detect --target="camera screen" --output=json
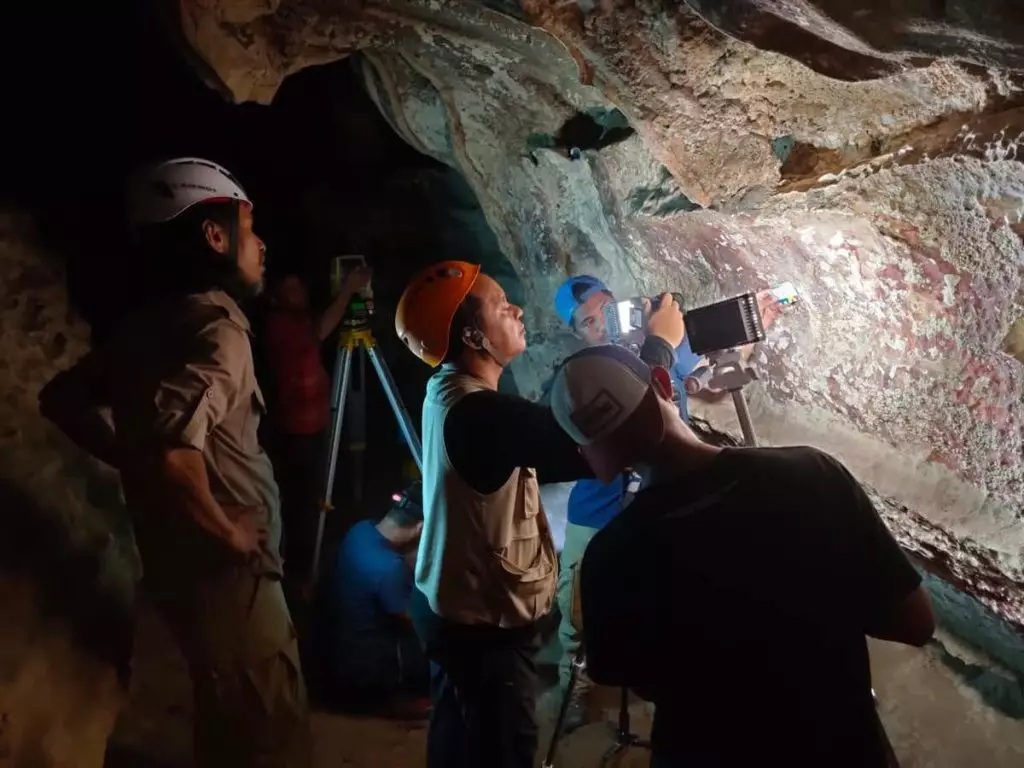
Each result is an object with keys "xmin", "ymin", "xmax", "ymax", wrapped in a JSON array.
[{"xmin": 615, "ymin": 300, "xmax": 634, "ymax": 333}]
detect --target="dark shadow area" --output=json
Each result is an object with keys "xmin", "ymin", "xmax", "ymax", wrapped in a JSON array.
[
  {"xmin": 0, "ymin": 4, "xmax": 438, "ymax": 342},
  {"xmin": 527, "ymin": 107, "xmax": 635, "ymax": 160},
  {"xmin": 0, "ymin": 479, "xmax": 134, "ymax": 685},
  {"xmin": 1, "ymin": 2, "xmax": 520, "ymax": 424},
  {"xmin": 683, "ymin": 1, "xmax": 916, "ymax": 80},
  {"xmin": 557, "ymin": 109, "xmax": 635, "ymax": 152},
  {"xmin": 103, "ymin": 743, "xmax": 177, "ymax": 768}
]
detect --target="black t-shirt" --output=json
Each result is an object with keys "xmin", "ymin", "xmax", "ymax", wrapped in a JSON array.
[{"xmin": 580, "ymin": 446, "xmax": 921, "ymax": 768}]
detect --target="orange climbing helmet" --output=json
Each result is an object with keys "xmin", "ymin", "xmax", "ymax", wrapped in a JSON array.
[{"xmin": 395, "ymin": 261, "xmax": 482, "ymax": 367}]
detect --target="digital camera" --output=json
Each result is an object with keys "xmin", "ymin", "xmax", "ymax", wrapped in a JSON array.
[{"xmin": 603, "ymin": 290, "xmax": 767, "ymax": 356}]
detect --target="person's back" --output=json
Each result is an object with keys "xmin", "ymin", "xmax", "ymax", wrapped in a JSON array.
[
  {"xmin": 548, "ymin": 275, "xmax": 744, "ymax": 729},
  {"xmin": 311, "ymin": 489, "xmax": 429, "ymax": 717},
  {"xmin": 582, "ymin": 445, "xmax": 920, "ymax": 767}
]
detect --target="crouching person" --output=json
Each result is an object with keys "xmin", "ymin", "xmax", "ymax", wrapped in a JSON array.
[
  {"xmin": 393, "ymin": 261, "xmax": 685, "ymax": 768},
  {"xmin": 310, "ymin": 481, "xmax": 430, "ymax": 718},
  {"xmin": 550, "ymin": 345, "xmax": 935, "ymax": 768}
]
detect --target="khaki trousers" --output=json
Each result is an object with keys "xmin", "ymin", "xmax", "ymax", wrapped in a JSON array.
[
  {"xmin": 555, "ymin": 521, "xmax": 599, "ymax": 691},
  {"xmin": 145, "ymin": 563, "xmax": 312, "ymax": 768}
]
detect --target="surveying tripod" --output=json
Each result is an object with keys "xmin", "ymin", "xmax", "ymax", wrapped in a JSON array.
[
  {"xmin": 543, "ymin": 643, "xmax": 650, "ymax": 768},
  {"xmin": 308, "ymin": 323, "xmax": 423, "ymax": 587}
]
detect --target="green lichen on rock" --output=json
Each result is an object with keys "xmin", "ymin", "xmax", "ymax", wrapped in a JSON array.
[
  {"xmin": 772, "ymin": 135, "xmax": 796, "ymax": 164},
  {"xmin": 921, "ymin": 570, "xmax": 1024, "ymax": 717},
  {"xmin": 626, "ymin": 167, "xmax": 702, "ymax": 217}
]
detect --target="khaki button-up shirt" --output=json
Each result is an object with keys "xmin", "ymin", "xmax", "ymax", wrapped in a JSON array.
[{"xmin": 53, "ymin": 290, "xmax": 283, "ymax": 578}]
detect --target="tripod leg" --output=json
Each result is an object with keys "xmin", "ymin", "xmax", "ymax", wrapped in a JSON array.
[
  {"xmin": 600, "ymin": 687, "xmax": 651, "ymax": 766},
  {"xmin": 543, "ymin": 646, "xmax": 587, "ymax": 768},
  {"xmin": 309, "ymin": 346, "xmax": 354, "ymax": 588},
  {"xmin": 344, "ymin": 349, "xmax": 367, "ymax": 505},
  {"xmin": 366, "ymin": 345, "xmax": 423, "ymax": 472},
  {"xmin": 730, "ymin": 389, "xmax": 758, "ymax": 447},
  {"xmin": 616, "ymin": 686, "xmax": 630, "ymax": 736}
]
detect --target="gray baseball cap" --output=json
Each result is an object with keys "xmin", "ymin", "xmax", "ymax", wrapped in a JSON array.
[{"xmin": 550, "ymin": 344, "xmax": 665, "ymax": 480}]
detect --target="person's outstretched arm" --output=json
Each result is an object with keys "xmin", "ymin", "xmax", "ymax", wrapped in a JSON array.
[
  {"xmin": 445, "ymin": 391, "xmax": 590, "ymax": 493},
  {"xmin": 445, "ymin": 335, "xmax": 677, "ymax": 494}
]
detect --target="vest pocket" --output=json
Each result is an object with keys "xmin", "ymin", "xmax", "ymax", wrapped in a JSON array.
[
  {"xmin": 494, "ymin": 539, "xmax": 554, "ymax": 595},
  {"xmin": 489, "ymin": 468, "xmax": 556, "ymax": 596}
]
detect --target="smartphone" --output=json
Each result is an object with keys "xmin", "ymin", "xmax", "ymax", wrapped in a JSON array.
[{"xmin": 770, "ymin": 281, "xmax": 800, "ymax": 309}]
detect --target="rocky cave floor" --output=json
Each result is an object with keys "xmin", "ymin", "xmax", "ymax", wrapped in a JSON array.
[{"xmin": 93, "ymin": 598, "xmax": 1024, "ymax": 768}]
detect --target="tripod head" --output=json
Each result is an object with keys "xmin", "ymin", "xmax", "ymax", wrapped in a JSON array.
[
  {"xmin": 683, "ymin": 347, "xmax": 760, "ymax": 447},
  {"xmin": 683, "ymin": 347, "xmax": 758, "ymax": 396}
]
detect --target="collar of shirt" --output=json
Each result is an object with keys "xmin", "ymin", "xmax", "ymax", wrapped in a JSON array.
[{"xmin": 192, "ymin": 290, "xmax": 252, "ymax": 335}]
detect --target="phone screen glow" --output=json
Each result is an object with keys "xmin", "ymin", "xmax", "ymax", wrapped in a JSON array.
[
  {"xmin": 616, "ymin": 301, "xmax": 633, "ymax": 332},
  {"xmin": 771, "ymin": 282, "xmax": 799, "ymax": 306}
]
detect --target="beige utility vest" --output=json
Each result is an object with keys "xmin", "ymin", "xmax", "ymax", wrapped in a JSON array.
[{"xmin": 417, "ymin": 365, "xmax": 558, "ymax": 627}]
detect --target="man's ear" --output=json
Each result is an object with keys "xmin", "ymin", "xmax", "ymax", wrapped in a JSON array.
[
  {"xmin": 651, "ymin": 366, "xmax": 675, "ymax": 401},
  {"xmin": 202, "ymin": 219, "xmax": 230, "ymax": 255},
  {"xmin": 462, "ymin": 326, "xmax": 484, "ymax": 351}
]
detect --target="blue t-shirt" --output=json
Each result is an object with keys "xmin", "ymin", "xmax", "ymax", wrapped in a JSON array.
[
  {"xmin": 566, "ymin": 338, "xmax": 702, "ymax": 530},
  {"xmin": 316, "ymin": 520, "xmax": 412, "ymax": 687}
]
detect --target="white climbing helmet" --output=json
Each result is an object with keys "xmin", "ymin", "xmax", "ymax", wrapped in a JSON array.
[{"xmin": 127, "ymin": 157, "xmax": 252, "ymax": 226}]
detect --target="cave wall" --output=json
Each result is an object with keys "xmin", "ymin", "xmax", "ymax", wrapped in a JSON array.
[{"xmin": 0, "ymin": 212, "xmax": 133, "ymax": 766}]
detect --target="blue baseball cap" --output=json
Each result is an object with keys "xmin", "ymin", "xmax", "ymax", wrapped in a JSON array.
[{"xmin": 554, "ymin": 275, "xmax": 611, "ymax": 326}]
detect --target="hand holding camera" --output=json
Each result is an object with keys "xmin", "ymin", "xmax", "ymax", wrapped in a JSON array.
[
  {"xmin": 603, "ymin": 282, "xmax": 799, "ymax": 355},
  {"xmin": 643, "ymin": 292, "xmax": 685, "ymax": 349}
]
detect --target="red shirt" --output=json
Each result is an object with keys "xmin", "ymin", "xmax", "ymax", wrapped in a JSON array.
[{"xmin": 265, "ymin": 311, "xmax": 331, "ymax": 435}]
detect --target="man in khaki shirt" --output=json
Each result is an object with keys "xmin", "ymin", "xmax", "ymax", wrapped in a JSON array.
[{"xmin": 39, "ymin": 158, "xmax": 310, "ymax": 767}]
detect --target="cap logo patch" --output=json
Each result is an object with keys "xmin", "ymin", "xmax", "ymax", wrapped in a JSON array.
[{"xmin": 570, "ymin": 387, "xmax": 623, "ymax": 437}]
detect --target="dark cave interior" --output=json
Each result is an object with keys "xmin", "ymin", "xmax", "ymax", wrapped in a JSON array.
[
  {"xmin": 1, "ymin": 13, "xmax": 519, "ymax": 762},
  {"xmin": 1, "ymin": 4, "xmax": 518, "ymax": 473}
]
